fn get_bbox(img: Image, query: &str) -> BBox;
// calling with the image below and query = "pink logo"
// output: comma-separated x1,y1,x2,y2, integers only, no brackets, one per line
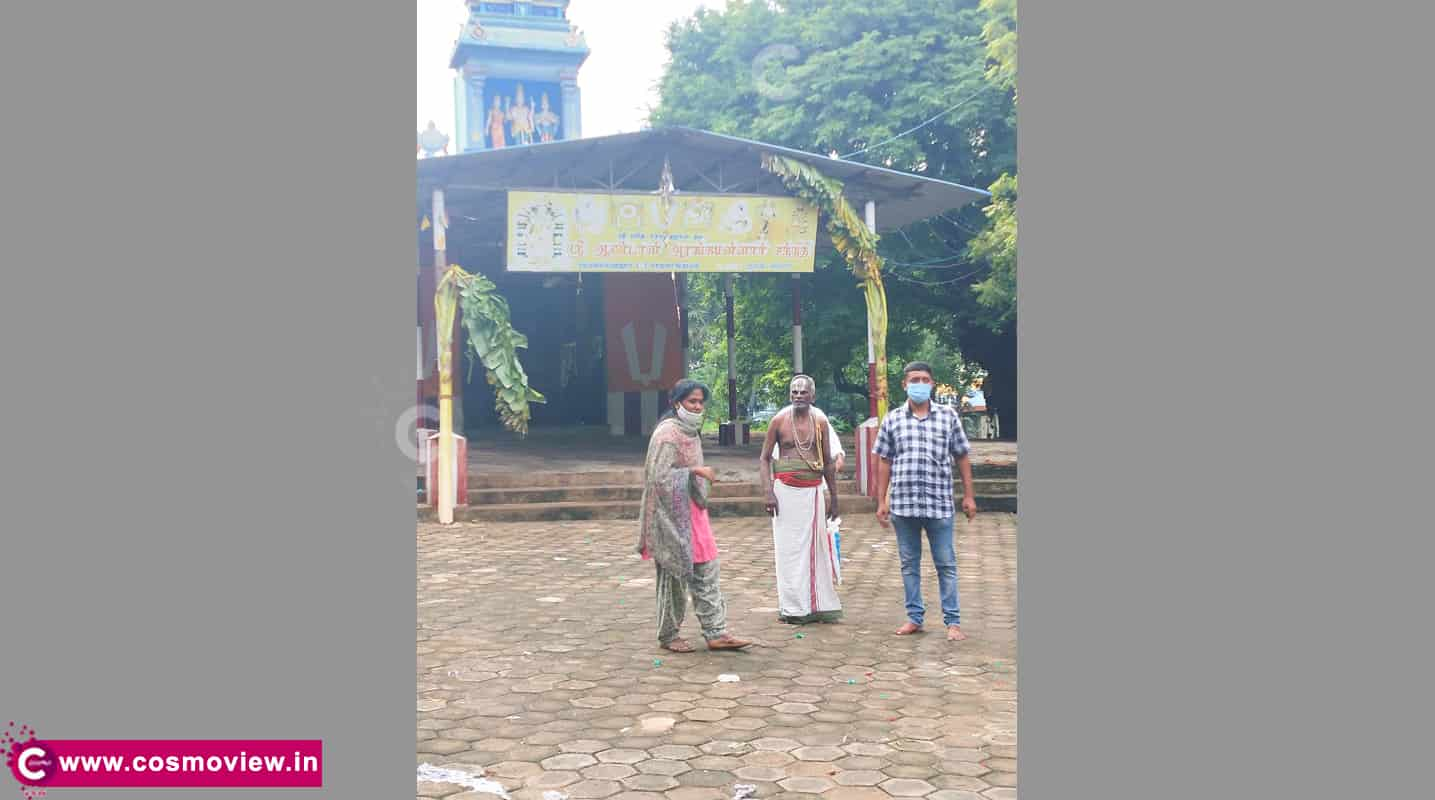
3,723,50,799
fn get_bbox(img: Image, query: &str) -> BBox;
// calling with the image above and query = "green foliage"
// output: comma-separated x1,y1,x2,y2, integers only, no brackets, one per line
762,153,892,417
653,0,1019,431
967,173,1016,329
653,0,1013,180
451,270,546,435
980,0,1016,99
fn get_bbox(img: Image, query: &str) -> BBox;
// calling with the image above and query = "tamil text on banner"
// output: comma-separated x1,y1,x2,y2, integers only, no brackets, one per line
604,274,683,394
507,190,818,273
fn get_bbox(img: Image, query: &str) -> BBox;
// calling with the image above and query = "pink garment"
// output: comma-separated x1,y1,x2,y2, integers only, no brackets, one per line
689,500,718,564
641,499,719,564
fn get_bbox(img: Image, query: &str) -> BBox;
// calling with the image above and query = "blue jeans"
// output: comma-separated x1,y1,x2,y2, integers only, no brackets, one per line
891,515,959,626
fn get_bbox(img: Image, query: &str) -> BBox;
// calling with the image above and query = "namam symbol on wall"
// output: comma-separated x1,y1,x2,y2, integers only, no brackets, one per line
620,322,668,387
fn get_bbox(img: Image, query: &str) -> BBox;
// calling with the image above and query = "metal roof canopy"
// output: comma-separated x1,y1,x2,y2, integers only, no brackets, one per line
418,127,990,257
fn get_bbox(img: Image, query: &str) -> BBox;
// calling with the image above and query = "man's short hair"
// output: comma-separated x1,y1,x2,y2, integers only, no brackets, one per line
790,374,815,390
902,361,935,380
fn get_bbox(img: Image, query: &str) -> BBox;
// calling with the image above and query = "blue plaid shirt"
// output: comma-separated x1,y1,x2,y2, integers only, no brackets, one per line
872,401,971,518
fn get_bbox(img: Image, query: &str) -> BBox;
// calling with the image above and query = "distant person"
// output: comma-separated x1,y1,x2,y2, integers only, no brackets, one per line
963,378,987,412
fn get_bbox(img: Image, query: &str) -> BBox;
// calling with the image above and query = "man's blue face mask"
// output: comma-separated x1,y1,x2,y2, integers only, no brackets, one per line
905,381,933,403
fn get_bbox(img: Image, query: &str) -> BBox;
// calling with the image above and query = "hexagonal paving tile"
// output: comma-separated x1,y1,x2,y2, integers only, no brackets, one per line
571,697,617,709
506,745,562,763
582,764,638,781
649,700,695,713
772,702,820,715
824,788,895,800
885,764,940,780
985,772,1017,788
718,717,768,731
541,754,599,771
982,790,1017,800
881,777,938,796
698,741,748,756
786,761,842,778
742,751,796,768
677,769,736,788
793,746,847,762
556,741,608,752
942,762,991,778
417,781,464,798
647,745,702,760
930,775,992,793
695,697,739,709
834,770,887,786
734,765,787,782
665,788,727,800
752,738,802,752
595,748,646,765
690,756,743,771
486,761,544,779
565,778,624,798
528,771,581,789
778,776,836,793
889,751,939,768
634,759,689,777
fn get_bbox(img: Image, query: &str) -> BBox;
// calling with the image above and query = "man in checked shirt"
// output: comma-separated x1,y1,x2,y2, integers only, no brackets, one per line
874,361,978,641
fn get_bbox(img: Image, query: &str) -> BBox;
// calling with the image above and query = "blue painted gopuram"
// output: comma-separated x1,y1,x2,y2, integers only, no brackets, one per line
449,1,589,152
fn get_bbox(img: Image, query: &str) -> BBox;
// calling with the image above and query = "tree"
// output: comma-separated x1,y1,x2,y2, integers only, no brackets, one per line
652,0,1019,433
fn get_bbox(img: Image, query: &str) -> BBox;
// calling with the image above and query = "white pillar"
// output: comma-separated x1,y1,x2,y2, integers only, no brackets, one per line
433,187,455,525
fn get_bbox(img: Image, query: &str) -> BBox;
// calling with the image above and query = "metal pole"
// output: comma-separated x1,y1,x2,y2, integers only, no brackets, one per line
433,187,455,525
725,274,737,422
865,201,878,420
792,274,803,373
676,273,689,378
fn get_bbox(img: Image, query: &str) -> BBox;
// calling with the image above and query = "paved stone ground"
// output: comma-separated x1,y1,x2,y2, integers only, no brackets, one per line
418,512,1017,800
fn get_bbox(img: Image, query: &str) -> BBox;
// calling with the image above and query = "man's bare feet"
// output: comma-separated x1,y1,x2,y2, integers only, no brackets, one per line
894,622,923,636
707,634,752,651
946,625,967,641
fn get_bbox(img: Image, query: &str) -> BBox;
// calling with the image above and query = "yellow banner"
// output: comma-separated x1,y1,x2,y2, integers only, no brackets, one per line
506,190,818,273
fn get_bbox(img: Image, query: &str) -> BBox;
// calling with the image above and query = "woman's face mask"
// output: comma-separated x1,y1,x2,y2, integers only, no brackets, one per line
676,406,703,425
675,391,705,425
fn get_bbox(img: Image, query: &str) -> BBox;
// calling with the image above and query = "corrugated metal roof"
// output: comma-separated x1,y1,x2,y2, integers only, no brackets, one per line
417,127,990,236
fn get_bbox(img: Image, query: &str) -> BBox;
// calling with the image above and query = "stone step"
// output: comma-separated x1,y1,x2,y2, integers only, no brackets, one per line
466,469,646,489
465,478,1017,506
453,463,1013,491
466,482,759,505
419,492,1017,523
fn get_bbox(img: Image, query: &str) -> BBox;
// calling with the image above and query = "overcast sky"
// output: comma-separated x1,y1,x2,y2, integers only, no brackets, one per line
417,0,724,142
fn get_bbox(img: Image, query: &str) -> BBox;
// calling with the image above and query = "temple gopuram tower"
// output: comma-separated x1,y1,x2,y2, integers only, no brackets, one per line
450,1,589,152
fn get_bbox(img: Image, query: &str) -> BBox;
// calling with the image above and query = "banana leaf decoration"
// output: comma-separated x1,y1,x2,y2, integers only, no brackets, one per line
760,154,891,419
435,265,546,436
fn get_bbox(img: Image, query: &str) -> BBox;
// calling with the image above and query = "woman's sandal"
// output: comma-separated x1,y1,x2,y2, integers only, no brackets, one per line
661,638,696,653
